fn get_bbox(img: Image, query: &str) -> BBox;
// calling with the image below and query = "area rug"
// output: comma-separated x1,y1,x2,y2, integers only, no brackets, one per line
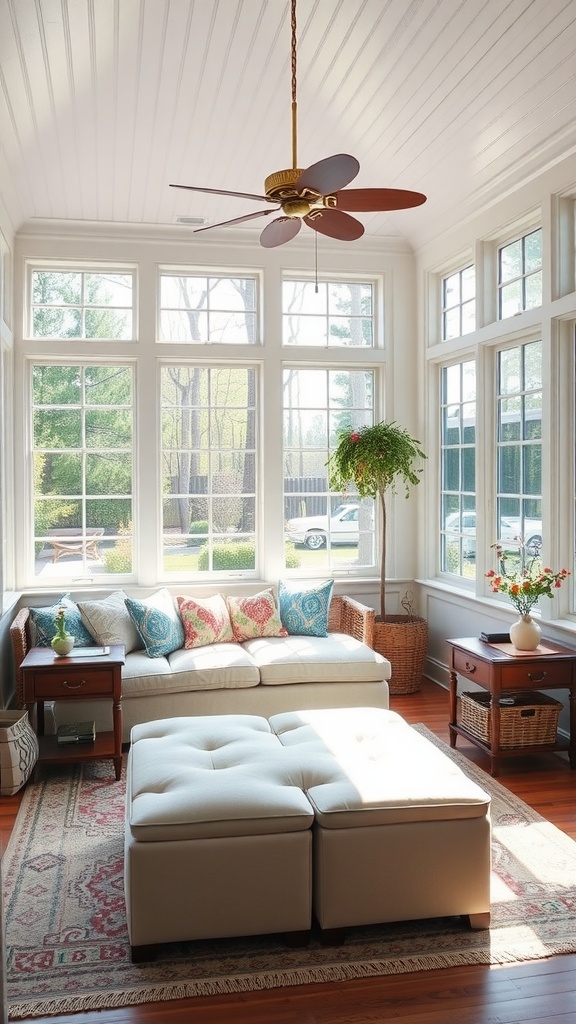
3,726,576,1019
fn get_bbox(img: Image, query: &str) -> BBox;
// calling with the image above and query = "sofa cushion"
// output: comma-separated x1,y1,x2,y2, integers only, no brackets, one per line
119,643,260,698
28,594,95,648
227,590,288,642
125,589,184,658
278,579,333,637
78,590,142,653
242,632,391,685
177,594,234,649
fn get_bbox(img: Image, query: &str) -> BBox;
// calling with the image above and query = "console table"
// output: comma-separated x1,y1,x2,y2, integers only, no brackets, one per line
447,636,576,775
22,645,125,780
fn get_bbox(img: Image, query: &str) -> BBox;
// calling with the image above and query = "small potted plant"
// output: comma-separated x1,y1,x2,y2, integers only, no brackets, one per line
51,607,75,657
486,545,570,650
327,420,427,693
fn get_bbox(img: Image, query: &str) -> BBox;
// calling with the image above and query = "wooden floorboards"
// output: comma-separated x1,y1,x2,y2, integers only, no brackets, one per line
2,678,576,1024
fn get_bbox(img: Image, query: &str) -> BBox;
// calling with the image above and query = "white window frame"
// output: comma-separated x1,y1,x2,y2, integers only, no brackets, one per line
157,267,261,345
25,261,137,342
281,273,380,349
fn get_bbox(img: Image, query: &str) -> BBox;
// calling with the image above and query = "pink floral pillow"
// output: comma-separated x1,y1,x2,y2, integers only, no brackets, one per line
177,594,234,649
227,590,288,643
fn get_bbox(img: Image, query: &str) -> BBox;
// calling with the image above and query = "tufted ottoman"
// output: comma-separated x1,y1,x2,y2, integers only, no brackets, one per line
125,708,491,960
269,707,491,935
124,715,314,961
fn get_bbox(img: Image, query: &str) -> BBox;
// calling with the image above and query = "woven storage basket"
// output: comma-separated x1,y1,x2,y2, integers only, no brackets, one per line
460,690,561,748
0,711,39,796
373,615,428,695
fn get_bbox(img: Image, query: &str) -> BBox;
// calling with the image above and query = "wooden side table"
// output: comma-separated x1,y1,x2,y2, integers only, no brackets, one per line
447,636,576,775
22,645,125,780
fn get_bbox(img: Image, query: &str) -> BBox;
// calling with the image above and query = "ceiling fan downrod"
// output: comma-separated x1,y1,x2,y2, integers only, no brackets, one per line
290,0,298,171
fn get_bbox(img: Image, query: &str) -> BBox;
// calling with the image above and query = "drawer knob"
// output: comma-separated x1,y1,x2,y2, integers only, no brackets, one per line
527,671,547,684
464,661,477,674
63,679,86,689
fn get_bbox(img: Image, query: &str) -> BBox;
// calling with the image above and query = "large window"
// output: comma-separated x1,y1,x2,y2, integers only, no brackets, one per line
18,260,385,589
440,361,477,577
496,340,542,561
283,368,376,572
29,268,134,340
498,229,542,319
161,366,257,574
441,265,475,340
31,364,133,579
159,273,258,344
282,279,374,347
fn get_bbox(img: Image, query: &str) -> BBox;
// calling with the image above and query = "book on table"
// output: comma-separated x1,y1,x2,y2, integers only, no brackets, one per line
57,721,96,744
69,646,110,657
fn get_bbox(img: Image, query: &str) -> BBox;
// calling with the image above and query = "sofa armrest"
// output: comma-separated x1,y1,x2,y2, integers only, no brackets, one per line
10,607,31,709
329,595,375,648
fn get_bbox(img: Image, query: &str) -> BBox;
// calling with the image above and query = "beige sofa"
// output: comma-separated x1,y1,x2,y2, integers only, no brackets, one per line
10,595,391,742
125,708,491,959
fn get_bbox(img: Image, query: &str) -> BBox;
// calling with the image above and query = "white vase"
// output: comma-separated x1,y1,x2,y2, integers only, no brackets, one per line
51,634,75,656
509,614,541,652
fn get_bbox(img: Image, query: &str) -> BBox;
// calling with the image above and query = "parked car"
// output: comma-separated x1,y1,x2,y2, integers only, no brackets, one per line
286,503,364,549
445,511,542,558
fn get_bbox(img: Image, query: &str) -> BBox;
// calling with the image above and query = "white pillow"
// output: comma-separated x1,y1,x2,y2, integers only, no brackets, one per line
78,591,141,654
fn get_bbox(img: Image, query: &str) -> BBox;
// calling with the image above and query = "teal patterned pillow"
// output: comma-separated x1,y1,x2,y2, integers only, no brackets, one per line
125,589,184,658
278,579,334,637
29,595,95,647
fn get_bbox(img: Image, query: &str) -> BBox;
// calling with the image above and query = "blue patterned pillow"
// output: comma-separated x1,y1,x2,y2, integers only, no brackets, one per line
125,589,184,658
278,579,334,637
29,594,95,647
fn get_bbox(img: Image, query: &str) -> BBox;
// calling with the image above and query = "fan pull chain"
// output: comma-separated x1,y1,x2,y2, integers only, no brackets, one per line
291,0,298,169
314,229,319,293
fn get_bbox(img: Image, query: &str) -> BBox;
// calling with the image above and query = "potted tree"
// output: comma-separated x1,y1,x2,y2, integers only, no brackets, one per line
327,420,428,694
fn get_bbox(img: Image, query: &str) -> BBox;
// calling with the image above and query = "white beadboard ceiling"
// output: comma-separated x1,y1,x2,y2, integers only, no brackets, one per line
0,0,575,250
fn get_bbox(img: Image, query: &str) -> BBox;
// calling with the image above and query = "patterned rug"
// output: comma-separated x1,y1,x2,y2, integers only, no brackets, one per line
4,726,576,1019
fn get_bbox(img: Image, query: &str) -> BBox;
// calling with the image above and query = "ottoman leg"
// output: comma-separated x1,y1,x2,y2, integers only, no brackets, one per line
284,929,310,948
130,943,158,964
468,912,491,929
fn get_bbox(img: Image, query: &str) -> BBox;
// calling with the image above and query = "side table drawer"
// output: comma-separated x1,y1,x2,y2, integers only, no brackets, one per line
452,648,491,685
30,669,114,698
499,660,572,689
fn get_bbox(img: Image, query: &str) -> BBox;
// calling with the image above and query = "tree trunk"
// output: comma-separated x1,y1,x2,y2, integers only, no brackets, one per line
379,491,387,618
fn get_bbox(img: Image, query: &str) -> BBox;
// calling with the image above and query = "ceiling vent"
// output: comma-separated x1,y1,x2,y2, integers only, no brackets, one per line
176,216,207,226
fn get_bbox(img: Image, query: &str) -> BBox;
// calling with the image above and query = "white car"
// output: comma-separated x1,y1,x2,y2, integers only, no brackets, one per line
445,511,542,557
286,503,362,550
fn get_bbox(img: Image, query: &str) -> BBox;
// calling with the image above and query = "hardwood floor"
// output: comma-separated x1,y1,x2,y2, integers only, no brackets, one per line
2,678,576,1024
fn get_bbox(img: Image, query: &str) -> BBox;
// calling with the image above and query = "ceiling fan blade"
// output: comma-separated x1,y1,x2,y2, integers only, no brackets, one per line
304,209,364,241
193,209,277,234
332,187,427,212
297,154,360,195
170,183,275,203
260,217,301,248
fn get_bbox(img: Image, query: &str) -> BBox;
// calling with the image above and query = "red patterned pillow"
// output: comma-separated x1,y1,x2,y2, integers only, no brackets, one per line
227,590,288,642
177,594,234,649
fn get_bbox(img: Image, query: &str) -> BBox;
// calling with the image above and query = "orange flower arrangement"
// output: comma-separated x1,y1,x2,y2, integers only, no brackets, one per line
486,546,570,616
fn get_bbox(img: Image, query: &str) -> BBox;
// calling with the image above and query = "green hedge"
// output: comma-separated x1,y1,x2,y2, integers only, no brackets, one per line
189,520,209,535
197,541,301,571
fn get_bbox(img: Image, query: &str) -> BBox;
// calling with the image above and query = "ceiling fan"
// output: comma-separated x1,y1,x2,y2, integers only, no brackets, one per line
170,0,426,248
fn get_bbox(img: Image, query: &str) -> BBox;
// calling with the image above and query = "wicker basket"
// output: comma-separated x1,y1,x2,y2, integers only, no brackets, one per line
460,690,561,748
373,615,429,695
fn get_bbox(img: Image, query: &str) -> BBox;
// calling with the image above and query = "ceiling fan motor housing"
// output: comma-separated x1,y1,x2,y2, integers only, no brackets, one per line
265,168,326,218
264,168,304,198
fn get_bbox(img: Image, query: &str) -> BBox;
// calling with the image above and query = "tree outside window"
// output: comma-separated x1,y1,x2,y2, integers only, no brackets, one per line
32,364,134,578
283,367,376,572
161,366,257,574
